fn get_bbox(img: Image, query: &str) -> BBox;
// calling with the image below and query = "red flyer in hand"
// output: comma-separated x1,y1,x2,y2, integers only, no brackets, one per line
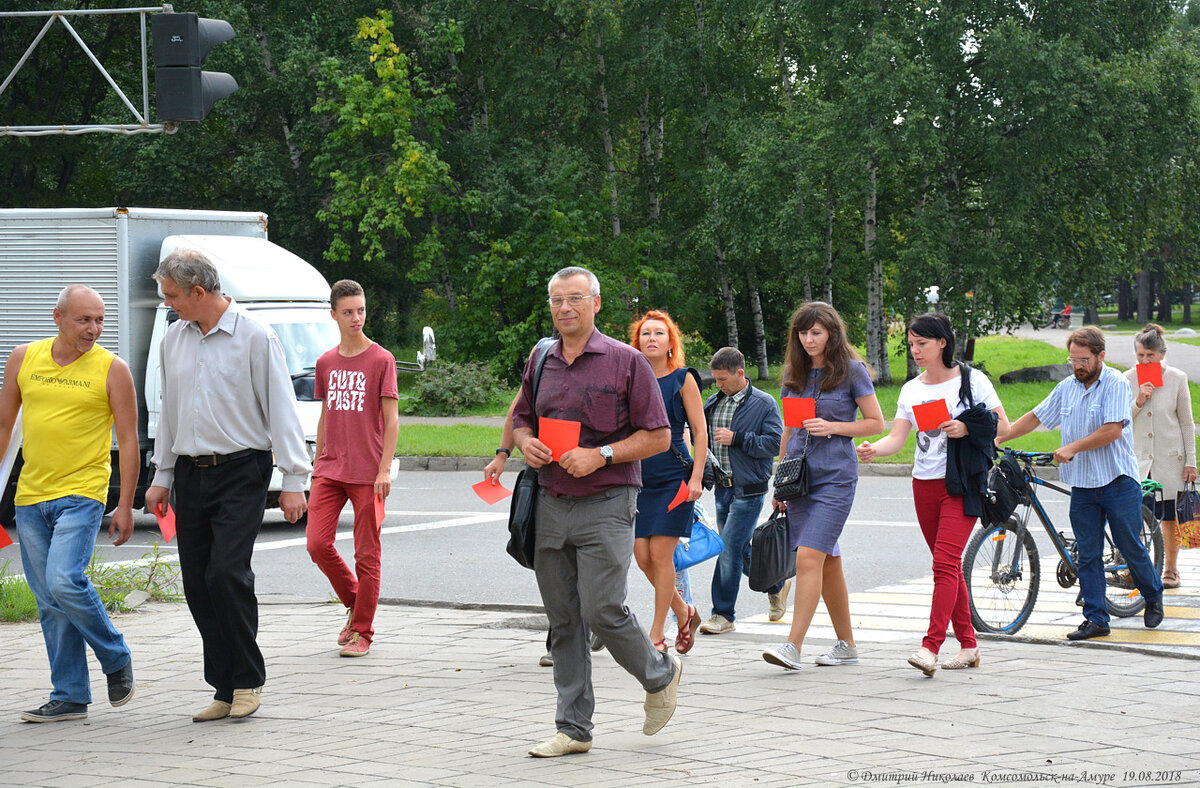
0,525,12,549
375,494,387,526
1136,363,1163,388
539,417,581,461
912,399,952,432
667,479,689,512
472,479,513,505
154,503,176,543
781,397,816,428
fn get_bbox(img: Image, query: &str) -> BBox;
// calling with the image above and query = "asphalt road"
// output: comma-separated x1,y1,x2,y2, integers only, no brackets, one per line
1,471,1075,624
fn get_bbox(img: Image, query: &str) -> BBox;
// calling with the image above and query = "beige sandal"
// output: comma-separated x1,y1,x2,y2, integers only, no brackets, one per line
942,647,981,670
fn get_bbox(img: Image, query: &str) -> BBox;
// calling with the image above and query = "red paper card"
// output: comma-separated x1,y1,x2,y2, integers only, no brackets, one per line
667,479,689,512
781,397,816,428
375,494,387,526
539,417,581,462
912,399,952,432
0,525,12,549
154,503,176,543
1136,363,1163,388
472,479,513,505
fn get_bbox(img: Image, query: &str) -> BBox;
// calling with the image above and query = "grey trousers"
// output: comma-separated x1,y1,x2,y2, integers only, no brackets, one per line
534,485,675,741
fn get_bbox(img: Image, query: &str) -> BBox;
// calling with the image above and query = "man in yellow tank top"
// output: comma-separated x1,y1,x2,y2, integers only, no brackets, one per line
0,285,140,723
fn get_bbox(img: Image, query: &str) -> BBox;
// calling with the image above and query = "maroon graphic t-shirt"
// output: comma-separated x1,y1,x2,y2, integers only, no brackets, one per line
314,342,399,485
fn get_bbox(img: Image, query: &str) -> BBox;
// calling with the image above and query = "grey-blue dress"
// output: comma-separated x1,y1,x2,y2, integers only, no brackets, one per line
781,361,875,554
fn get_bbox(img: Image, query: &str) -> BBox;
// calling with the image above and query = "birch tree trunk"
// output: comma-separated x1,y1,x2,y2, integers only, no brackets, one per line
596,33,621,238
746,265,769,379
865,162,890,383
824,189,836,303
719,250,739,350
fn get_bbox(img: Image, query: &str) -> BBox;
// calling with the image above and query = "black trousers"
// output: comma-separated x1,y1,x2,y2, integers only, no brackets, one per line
175,451,272,701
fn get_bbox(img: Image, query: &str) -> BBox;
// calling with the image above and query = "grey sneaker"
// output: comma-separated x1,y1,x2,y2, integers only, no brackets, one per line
538,653,554,667
768,578,792,621
762,642,803,670
814,640,859,666
699,614,735,635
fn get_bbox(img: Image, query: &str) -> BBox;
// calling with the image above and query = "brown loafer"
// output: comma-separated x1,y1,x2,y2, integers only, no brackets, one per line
1163,570,1181,589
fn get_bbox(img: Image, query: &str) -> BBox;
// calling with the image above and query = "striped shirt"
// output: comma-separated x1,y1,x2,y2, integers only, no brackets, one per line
1032,365,1139,489
709,383,749,473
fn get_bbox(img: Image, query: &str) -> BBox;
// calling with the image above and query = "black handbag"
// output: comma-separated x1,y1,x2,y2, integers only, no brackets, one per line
772,391,817,502
505,341,554,570
748,510,796,592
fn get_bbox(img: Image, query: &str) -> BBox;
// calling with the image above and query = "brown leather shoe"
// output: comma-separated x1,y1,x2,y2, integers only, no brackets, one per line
229,687,261,719
192,700,232,723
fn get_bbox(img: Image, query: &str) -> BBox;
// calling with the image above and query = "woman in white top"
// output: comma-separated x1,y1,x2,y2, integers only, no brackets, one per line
1123,323,1198,589
858,314,1009,675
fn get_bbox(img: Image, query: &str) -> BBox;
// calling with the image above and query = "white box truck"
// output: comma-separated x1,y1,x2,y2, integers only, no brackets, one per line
0,206,409,527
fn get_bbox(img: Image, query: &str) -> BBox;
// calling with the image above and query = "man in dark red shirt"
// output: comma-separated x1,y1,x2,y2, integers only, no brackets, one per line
513,266,680,758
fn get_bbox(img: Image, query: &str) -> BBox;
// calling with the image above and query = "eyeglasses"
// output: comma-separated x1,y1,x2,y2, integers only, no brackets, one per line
548,294,594,309
1066,357,1094,367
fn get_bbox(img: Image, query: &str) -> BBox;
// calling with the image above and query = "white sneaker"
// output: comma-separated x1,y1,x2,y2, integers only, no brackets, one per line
814,640,859,666
762,642,803,670
643,655,682,735
699,614,735,634
768,578,792,621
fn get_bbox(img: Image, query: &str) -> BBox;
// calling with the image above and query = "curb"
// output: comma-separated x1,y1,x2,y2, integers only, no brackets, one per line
393,456,1062,480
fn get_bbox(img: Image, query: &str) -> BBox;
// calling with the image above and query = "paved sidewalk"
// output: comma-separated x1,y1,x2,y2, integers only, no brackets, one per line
1012,324,1200,384
3,601,1198,787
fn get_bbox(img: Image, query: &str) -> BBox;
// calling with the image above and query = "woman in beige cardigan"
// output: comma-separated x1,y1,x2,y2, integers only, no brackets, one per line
1123,324,1198,588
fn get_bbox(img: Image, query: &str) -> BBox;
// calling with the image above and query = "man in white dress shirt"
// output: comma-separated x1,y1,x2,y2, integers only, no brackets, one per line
144,250,311,722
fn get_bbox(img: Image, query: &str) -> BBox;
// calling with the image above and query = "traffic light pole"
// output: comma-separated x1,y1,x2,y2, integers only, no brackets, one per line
0,5,178,136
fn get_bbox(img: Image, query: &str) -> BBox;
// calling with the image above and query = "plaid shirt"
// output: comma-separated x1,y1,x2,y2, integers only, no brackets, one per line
709,383,750,473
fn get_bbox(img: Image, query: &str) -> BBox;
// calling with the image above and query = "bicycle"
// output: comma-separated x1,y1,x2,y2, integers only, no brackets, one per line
963,449,1164,635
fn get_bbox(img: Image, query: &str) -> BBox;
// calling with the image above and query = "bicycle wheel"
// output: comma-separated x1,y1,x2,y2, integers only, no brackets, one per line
964,518,1041,634
1103,505,1165,618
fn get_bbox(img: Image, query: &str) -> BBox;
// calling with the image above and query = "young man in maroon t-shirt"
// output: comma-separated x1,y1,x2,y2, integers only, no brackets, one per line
306,280,399,656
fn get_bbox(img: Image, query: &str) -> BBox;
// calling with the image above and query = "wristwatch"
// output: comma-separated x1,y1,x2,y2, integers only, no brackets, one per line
600,445,614,466
496,447,511,457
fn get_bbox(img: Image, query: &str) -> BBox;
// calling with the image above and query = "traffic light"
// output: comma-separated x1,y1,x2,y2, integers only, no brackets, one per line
152,12,239,122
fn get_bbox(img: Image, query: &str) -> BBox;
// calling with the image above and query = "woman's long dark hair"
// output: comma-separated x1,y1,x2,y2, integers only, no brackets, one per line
906,313,956,369
782,302,871,393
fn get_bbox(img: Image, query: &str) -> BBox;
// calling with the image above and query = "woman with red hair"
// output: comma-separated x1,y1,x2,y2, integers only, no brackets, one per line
629,310,707,654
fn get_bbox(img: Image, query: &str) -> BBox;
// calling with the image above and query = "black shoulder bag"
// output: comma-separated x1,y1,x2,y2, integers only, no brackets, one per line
506,342,554,570
772,390,820,502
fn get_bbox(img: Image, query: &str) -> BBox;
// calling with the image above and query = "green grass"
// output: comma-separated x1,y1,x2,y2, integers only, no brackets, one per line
0,561,38,622
1174,336,1200,347
0,547,183,624
1097,311,1198,332
391,334,1198,463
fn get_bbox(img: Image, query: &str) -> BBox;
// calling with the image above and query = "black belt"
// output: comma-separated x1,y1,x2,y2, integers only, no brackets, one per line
742,481,769,495
182,448,261,468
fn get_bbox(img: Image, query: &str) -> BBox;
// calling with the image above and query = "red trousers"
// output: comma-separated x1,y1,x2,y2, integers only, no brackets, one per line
306,477,382,643
912,478,978,653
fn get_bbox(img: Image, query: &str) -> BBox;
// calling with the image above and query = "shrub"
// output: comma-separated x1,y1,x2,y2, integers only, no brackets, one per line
409,360,504,416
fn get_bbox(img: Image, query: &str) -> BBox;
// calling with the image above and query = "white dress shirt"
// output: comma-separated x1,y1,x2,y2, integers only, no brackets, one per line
150,298,312,492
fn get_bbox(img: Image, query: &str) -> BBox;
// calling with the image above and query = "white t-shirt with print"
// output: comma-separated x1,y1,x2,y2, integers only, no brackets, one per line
895,368,1001,480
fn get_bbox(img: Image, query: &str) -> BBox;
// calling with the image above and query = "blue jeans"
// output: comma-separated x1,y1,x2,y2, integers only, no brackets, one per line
710,487,777,621
16,495,131,704
1070,475,1163,626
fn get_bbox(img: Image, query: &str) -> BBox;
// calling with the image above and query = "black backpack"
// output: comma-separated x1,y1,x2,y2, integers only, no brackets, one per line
980,453,1029,527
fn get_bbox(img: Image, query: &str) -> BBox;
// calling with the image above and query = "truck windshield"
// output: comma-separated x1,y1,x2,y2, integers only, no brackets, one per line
267,320,340,377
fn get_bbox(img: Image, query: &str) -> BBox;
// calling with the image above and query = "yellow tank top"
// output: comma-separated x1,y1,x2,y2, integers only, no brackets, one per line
16,337,116,506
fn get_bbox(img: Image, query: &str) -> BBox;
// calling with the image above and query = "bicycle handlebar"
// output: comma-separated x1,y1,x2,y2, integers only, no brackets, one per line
1002,448,1056,466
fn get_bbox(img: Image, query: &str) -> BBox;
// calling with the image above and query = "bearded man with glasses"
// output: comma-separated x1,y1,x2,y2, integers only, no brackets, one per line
1000,326,1164,640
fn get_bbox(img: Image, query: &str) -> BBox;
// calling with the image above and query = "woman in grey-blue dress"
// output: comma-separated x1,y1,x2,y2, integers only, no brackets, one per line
762,302,884,671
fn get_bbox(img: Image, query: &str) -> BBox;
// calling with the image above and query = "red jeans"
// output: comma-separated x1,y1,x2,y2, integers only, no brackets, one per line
306,477,382,643
912,478,977,653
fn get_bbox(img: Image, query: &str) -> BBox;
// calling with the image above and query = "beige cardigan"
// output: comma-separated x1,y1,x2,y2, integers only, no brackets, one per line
1123,364,1197,499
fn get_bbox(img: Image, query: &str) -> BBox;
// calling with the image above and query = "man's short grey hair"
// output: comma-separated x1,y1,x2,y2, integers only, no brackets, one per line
710,347,745,373
548,266,600,297
56,284,101,311
154,249,221,294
